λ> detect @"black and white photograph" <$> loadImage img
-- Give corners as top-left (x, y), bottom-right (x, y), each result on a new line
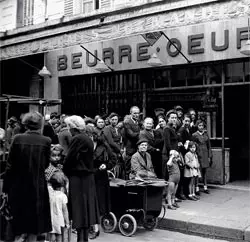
top-left (0, 0), bottom-right (250, 241)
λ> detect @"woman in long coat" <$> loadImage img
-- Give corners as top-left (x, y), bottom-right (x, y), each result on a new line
top-left (91, 128), bottom-right (116, 216)
top-left (192, 120), bottom-right (212, 194)
top-left (3, 112), bottom-right (52, 242)
top-left (63, 116), bottom-right (99, 242)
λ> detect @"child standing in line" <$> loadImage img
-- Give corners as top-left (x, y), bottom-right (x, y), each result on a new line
top-left (45, 144), bottom-right (68, 195)
top-left (48, 173), bottom-right (70, 242)
top-left (166, 150), bottom-right (182, 210)
top-left (184, 141), bottom-right (201, 201)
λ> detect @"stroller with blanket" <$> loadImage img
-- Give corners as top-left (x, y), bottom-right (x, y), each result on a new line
top-left (100, 176), bottom-right (167, 237)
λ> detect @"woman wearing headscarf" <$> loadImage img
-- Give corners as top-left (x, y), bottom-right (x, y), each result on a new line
top-left (2, 112), bottom-right (51, 242)
top-left (63, 116), bottom-right (99, 242)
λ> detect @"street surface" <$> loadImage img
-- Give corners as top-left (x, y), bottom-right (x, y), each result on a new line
top-left (72, 228), bottom-right (229, 242)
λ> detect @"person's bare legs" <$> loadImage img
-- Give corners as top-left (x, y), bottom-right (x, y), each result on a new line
top-left (167, 182), bottom-right (177, 209)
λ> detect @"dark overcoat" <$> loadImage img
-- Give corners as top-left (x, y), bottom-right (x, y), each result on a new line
top-left (93, 142), bottom-right (116, 216)
top-left (103, 125), bottom-right (122, 154)
top-left (63, 133), bottom-right (99, 229)
top-left (162, 124), bottom-right (179, 180)
top-left (177, 126), bottom-right (192, 156)
top-left (123, 118), bottom-right (140, 156)
top-left (3, 131), bottom-right (52, 236)
top-left (192, 131), bottom-right (212, 168)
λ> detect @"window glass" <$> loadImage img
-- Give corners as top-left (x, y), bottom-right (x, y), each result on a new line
top-left (225, 62), bottom-right (244, 83)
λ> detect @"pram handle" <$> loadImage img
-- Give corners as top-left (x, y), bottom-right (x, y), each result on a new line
top-left (107, 170), bottom-right (115, 179)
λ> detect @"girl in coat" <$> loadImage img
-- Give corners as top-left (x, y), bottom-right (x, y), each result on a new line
top-left (192, 120), bottom-right (213, 194)
top-left (184, 141), bottom-right (201, 200)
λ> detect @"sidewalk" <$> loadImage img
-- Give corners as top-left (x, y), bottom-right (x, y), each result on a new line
top-left (158, 184), bottom-right (250, 241)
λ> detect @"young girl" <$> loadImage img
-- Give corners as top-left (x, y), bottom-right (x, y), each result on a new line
top-left (45, 144), bottom-right (64, 181)
top-left (184, 141), bottom-right (201, 201)
top-left (166, 150), bottom-right (182, 210)
top-left (45, 144), bottom-right (68, 194)
top-left (48, 173), bottom-right (70, 242)
top-left (192, 120), bottom-right (212, 194)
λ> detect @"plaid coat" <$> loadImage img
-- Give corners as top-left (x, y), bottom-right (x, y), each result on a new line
top-left (3, 131), bottom-right (52, 236)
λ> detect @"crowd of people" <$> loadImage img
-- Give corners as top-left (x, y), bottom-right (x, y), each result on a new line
top-left (0, 104), bottom-right (213, 242)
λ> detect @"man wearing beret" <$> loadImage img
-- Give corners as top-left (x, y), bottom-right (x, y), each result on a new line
top-left (130, 139), bottom-right (157, 179)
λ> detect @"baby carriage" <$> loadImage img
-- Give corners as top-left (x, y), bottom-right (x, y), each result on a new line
top-left (100, 174), bottom-right (167, 237)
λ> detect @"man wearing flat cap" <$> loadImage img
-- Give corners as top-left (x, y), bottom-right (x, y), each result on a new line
top-left (174, 105), bottom-right (184, 130)
top-left (103, 113), bottom-right (124, 177)
top-left (129, 139), bottom-right (157, 179)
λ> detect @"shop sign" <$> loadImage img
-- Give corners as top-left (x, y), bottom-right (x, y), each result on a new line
top-left (54, 19), bottom-right (248, 75)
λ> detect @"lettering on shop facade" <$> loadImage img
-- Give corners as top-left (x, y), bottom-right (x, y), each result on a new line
top-left (57, 28), bottom-right (248, 71)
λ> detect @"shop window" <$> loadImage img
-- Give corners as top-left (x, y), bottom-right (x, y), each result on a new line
top-left (244, 60), bottom-right (250, 82)
top-left (152, 69), bottom-right (171, 88)
top-left (225, 62), bottom-right (244, 83)
top-left (171, 68), bottom-right (187, 87)
top-left (187, 66), bottom-right (204, 86)
top-left (207, 64), bottom-right (222, 84)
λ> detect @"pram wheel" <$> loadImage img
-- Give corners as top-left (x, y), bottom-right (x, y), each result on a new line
top-left (100, 212), bottom-right (117, 233)
top-left (118, 214), bottom-right (137, 237)
top-left (143, 216), bottom-right (158, 231)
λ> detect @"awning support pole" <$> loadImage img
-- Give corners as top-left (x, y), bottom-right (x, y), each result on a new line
top-left (80, 45), bottom-right (114, 72)
top-left (160, 31), bottom-right (192, 64)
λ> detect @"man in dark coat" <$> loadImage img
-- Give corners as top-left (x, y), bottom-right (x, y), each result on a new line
top-left (43, 112), bottom-right (59, 144)
top-left (123, 106), bottom-right (141, 179)
top-left (3, 112), bottom-right (52, 242)
top-left (103, 112), bottom-right (124, 178)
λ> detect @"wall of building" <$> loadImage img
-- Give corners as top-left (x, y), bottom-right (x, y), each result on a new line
top-left (0, 0), bottom-right (17, 31)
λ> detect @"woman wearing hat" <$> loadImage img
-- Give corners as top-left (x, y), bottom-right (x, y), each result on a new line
top-left (63, 116), bottom-right (99, 242)
top-left (129, 139), bottom-right (157, 179)
top-left (2, 112), bottom-right (52, 242)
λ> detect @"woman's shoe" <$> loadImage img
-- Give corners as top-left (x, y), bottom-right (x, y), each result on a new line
top-left (175, 198), bottom-right (182, 203)
top-left (167, 205), bottom-right (177, 210)
top-left (172, 202), bottom-right (180, 208)
top-left (188, 195), bottom-right (197, 201)
top-left (89, 230), bottom-right (100, 240)
top-left (193, 195), bottom-right (200, 200)
top-left (204, 189), bottom-right (210, 194)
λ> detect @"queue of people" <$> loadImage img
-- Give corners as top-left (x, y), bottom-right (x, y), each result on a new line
top-left (0, 104), bottom-right (213, 241)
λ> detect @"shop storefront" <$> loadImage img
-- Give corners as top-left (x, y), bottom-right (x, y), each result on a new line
top-left (48, 16), bottom-right (249, 184)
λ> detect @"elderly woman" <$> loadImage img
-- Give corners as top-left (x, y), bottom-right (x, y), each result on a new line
top-left (2, 112), bottom-right (51, 242)
top-left (129, 139), bottom-right (157, 179)
top-left (63, 115), bottom-right (99, 242)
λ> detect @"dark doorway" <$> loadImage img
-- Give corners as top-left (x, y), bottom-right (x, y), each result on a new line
top-left (225, 84), bottom-right (250, 181)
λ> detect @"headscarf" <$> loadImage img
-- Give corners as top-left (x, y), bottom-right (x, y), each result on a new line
top-left (64, 115), bottom-right (86, 131)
